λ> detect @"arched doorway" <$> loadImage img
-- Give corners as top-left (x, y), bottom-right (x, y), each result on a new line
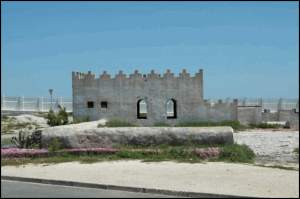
top-left (167, 99), bottom-right (177, 119)
top-left (137, 99), bottom-right (147, 119)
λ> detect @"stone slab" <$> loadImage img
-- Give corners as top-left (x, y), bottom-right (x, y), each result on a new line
top-left (41, 127), bottom-right (234, 149)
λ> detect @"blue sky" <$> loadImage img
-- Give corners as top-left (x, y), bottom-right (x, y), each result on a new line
top-left (1, 1), bottom-right (299, 99)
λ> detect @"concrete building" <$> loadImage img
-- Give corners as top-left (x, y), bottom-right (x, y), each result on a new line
top-left (72, 69), bottom-right (238, 126)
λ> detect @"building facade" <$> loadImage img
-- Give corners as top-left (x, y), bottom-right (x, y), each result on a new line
top-left (72, 69), bottom-right (238, 126)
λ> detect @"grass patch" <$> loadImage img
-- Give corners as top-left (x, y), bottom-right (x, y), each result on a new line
top-left (139, 113), bottom-right (147, 117)
top-left (293, 148), bottom-right (299, 154)
top-left (1, 142), bottom-right (256, 167)
top-left (98, 118), bottom-right (139, 127)
top-left (37, 112), bottom-right (48, 118)
top-left (255, 123), bottom-right (281, 129)
top-left (152, 123), bottom-right (171, 127)
top-left (69, 116), bottom-right (90, 124)
top-left (1, 115), bottom-right (9, 121)
top-left (174, 120), bottom-right (253, 132)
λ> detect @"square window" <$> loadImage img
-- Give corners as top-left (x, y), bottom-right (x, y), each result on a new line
top-left (101, 101), bottom-right (107, 108)
top-left (87, 101), bottom-right (94, 108)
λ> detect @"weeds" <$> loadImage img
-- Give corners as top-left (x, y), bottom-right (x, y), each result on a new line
top-left (98, 118), bottom-right (139, 127)
top-left (70, 116), bottom-right (90, 124)
top-left (293, 148), bottom-right (299, 154)
top-left (152, 123), bottom-right (171, 127)
top-left (48, 138), bottom-right (62, 152)
top-left (1, 115), bottom-right (9, 121)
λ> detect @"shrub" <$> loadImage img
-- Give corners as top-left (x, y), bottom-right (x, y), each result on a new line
top-left (27, 143), bottom-right (40, 149)
top-left (44, 105), bottom-right (69, 127)
top-left (48, 137), bottom-right (62, 152)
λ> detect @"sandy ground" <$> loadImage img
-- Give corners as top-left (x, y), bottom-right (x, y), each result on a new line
top-left (1, 160), bottom-right (299, 198)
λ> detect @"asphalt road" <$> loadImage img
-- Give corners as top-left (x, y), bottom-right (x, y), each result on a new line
top-left (1, 180), bottom-right (185, 198)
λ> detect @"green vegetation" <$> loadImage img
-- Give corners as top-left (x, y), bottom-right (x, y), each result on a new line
top-left (44, 105), bottom-right (69, 126)
top-left (70, 116), bottom-right (90, 124)
top-left (152, 123), bottom-right (171, 127)
top-left (139, 113), bottom-right (147, 117)
top-left (1, 115), bottom-right (9, 121)
top-left (98, 118), bottom-right (139, 128)
top-left (48, 137), bottom-right (62, 152)
top-left (293, 148), bottom-right (299, 154)
top-left (174, 120), bottom-right (254, 131)
top-left (255, 122), bottom-right (281, 129)
top-left (1, 142), bottom-right (257, 167)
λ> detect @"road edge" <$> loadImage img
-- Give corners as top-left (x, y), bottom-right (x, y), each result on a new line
top-left (1, 175), bottom-right (262, 198)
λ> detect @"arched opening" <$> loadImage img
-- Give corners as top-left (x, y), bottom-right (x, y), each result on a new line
top-left (137, 99), bottom-right (147, 119)
top-left (167, 99), bottom-right (177, 119)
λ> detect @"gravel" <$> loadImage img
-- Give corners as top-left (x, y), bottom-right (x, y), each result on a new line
top-left (233, 130), bottom-right (299, 163)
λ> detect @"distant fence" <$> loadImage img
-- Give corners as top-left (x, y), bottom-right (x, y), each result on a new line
top-left (204, 97), bottom-right (299, 112)
top-left (1, 95), bottom-right (298, 113)
top-left (1, 95), bottom-right (72, 113)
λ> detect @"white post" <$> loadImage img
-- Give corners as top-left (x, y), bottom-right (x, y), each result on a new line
top-left (38, 96), bottom-right (43, 112)
top-left (19, 95), bottom-right (24, 111)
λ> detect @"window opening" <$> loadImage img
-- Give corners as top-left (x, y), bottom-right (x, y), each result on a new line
top-left (87, 101), bottom-right (94, 108)
top-left (167, 99), bottom-right (177, 119)
top-left (137, 100), bottom-right (147, 119)
top-left (101, 101), bottom-right (107, 108)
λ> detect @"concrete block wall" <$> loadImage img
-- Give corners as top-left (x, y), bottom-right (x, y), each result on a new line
top-left (238, 106), bottom-right (262, 126)
top-left (262, 109), bottom-right (278, 122)
top-left (261, 109), bottom-right (299, 128)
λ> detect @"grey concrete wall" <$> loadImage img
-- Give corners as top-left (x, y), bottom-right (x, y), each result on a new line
top-left (262, 109), bottom-right (278, 122)
top-left (278, 109), bottom-right (293, 121)
top-left (72, 70), bottom-right (238, 126)
top-left (290, 110), bottom-right (299, 129)
top-left (238, 107), bottom-right (262, 126)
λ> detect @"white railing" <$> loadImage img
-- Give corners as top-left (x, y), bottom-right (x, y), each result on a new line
top-left (2, 95), bottom-right (298, 113)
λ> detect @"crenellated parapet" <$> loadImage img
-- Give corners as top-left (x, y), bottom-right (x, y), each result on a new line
top-left (203, 99), bottom-right (238, 108)
top-left (72, 69), bottom-right (203, 81)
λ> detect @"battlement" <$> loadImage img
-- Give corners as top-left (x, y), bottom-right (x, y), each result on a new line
top-left (72, 69), bottom-right (203, 81)
top-left (203, 99), bottom-right (238, 107)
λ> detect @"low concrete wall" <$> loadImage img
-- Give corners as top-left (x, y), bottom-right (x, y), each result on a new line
top-left (41, 127), bottom-right (234, 149)
top-left (238, 107), bottom-right (262, 126)
top-left (262, 109), bottom-right (278, 122)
